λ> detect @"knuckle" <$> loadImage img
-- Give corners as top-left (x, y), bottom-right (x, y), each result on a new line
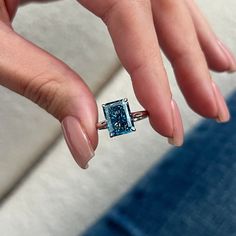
top-left (100, 0), bottom-right (120, 24)
top-left (130, 52), bottom-right (160, 79)
top-left (171, 48), bottom-right (204, 68)
top-left (100, 0), bottom-right (149, 24)
top-left (23, 70), bottom-right (67, 120)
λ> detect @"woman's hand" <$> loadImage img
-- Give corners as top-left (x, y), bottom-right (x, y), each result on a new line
top-left (1, 0), bottom-right (235, 168)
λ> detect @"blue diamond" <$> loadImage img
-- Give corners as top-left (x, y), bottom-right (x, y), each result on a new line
top-left (102, 98), bottom-right (136, 137)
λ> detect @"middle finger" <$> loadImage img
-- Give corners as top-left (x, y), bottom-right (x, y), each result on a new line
top-left (98, 0), bottom-right (184, 144)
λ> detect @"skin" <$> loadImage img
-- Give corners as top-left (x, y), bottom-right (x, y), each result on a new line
top-left (0, 0), bottom-right (235, 159)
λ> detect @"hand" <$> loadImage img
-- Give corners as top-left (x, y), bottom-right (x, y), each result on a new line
top-left (1, 0), bottom-right (235, 168)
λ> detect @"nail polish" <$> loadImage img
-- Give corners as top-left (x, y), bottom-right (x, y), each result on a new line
top-left (211, 81), bottom-right (230, 123)
top-left (168, 100), bottom-right (184, 147)
top-left (61, 116), bottom-right (94, 169)
top-left (217, 40), bottom-right (236, 73)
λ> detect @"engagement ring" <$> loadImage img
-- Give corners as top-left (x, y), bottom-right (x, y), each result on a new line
top-left (97, 98), bottom-right (148, 137)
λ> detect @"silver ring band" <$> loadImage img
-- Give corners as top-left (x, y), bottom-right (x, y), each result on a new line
top-left (97, 110), bottom-right (148, 130)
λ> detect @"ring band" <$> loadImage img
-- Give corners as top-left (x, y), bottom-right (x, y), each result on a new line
top-left (96, 98), bottom-right (148, 138)
top-left (97, 110), bottom-right (148, 130)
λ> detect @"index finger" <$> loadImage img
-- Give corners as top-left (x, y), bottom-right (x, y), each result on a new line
top-left (79, 0), bottom-right (184, 145)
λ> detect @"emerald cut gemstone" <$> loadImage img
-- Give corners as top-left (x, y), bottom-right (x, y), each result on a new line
top-left (102, 98), bottom-right (136, 137)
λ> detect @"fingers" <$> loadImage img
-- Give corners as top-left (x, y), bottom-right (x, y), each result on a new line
top-left (152, 0), bottom-right (230, 121)
top-left (0, 22), bottom-right (98, 168)
top-left (184, 0), bottom-right (236, 72)
top-left (79, 0), bottom-right (184, 145)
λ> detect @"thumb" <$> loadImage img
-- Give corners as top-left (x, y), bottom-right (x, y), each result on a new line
top-left (0, 22), bottom-right (98, 169)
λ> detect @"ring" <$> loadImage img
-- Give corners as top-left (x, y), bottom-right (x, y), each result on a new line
top-left (97, 98), bottom-right (148, 137)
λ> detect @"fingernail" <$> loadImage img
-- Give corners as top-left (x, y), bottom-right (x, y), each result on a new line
top-left (168, 100), bottom-right (184, 147)
top-left (61, 116), bottom-right (94, 169)
top-left (217, 40), bottom-right (236, 73)
top-left (211, 81), bottom-right (230, 123)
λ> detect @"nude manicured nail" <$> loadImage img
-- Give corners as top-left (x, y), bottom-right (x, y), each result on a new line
top-left (217, 40), bottom-right (236, 72)
top-left (61, 116), bottom-right (94, 169)
top-left (168, 100), bottom-right (184, 147)
top-left (211, 81), bottom-right (230, 123)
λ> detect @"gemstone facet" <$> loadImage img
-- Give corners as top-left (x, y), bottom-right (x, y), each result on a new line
top-left (102, 98), bottom-right (136, 137)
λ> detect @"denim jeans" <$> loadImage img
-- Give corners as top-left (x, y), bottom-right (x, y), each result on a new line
top-left (83, 91), bottom-right (236, 236)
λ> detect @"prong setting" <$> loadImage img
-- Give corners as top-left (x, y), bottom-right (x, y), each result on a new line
top-left (102, 98), bottom-right (136, 137)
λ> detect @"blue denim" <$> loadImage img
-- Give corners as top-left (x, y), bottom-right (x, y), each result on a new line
top-left (83, 91), bottom-right (236, 236)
